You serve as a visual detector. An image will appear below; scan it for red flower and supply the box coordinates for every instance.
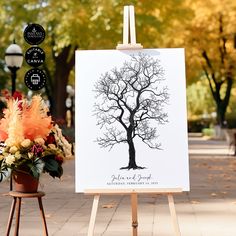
[1,90,23,102]
[31,144,44,157]
[55,155,64,165]
[46,133,56,145]
[12,91,23,110]
[13,91,23,101]
[2,89,10,99]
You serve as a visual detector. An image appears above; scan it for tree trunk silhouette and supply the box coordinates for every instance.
[45,43,77,122]
[201,15,234,128]
[216,77,233,127]
[217,103,227,127]
[120,127,145,170]
[210,73,233,127]
[127,139,137,169]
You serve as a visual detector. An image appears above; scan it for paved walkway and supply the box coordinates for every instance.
[189,135,234,156]
[1,137,236,236]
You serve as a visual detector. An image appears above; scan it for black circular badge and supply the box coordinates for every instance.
[24,23,46,45]
[25,47,45,67]
[24,68,46,91]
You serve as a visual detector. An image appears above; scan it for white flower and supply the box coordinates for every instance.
[34,138,45,145]
[48,144,56,150]
[28,152,34,159]
[5,154,16,165]
[9,146,18,154]
[21,139,31,148]
[5,138,19,147]
[15,151,22,160]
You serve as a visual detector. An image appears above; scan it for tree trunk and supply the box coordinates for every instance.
[215,77,233,127]
[127,139,137,169]
[120,128,145,170]
[51,67,69,121]
[216,103,226,127]
[51,45,76,121]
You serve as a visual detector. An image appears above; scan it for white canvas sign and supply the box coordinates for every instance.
[75,49,189,192]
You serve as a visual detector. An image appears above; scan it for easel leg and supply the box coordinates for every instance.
[5,197,17,236]
[14,197,21,236]
[167,194,181,236]
[38,197,49,236]
[87,194,100,236]
[131,193,138,236]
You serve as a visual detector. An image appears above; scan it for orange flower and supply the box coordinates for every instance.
[0,130,8,141]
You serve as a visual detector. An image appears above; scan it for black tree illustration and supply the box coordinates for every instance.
[94,53,169,170]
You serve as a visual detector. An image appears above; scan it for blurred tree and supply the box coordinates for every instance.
[184,0,236,127]
[0,0,191,121]
[187,79,215,119]
[0,60,8,90]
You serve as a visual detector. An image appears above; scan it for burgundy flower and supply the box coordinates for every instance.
[12,91,23,110]
[2,89,10,99]
[31,144,44,157]
[55,155,64,165]
[13,91,23,101]
[46,133,56,145]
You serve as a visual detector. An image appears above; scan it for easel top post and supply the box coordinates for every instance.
[123,6,129,45]
[116,5,143,50]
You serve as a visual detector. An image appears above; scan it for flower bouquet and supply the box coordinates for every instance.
[0,94,72,191]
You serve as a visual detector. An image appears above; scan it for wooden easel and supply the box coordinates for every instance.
[85,5,183,236]
[85,188,182,236]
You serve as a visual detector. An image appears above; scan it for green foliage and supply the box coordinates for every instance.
[202,128,215,137]
[28,158,43,179]
[188,119,212,132]
[43,156,63,178]
[0,0,234,121]
[0,157,42,182]
[0,0,193,119]
[0,0,192,75]
[0,165,11,182]
[187,79,215,118]
[226,88,236,117]
[225,117,236,129]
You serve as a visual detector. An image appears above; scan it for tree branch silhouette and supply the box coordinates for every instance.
[94,53,169,170]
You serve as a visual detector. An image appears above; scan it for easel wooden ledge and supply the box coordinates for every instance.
[85,5,183,236]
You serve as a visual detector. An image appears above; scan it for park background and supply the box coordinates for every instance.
[0,0,235,139]
[0,1,236,235]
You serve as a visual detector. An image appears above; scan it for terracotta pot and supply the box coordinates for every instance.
[13,171,39,193]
